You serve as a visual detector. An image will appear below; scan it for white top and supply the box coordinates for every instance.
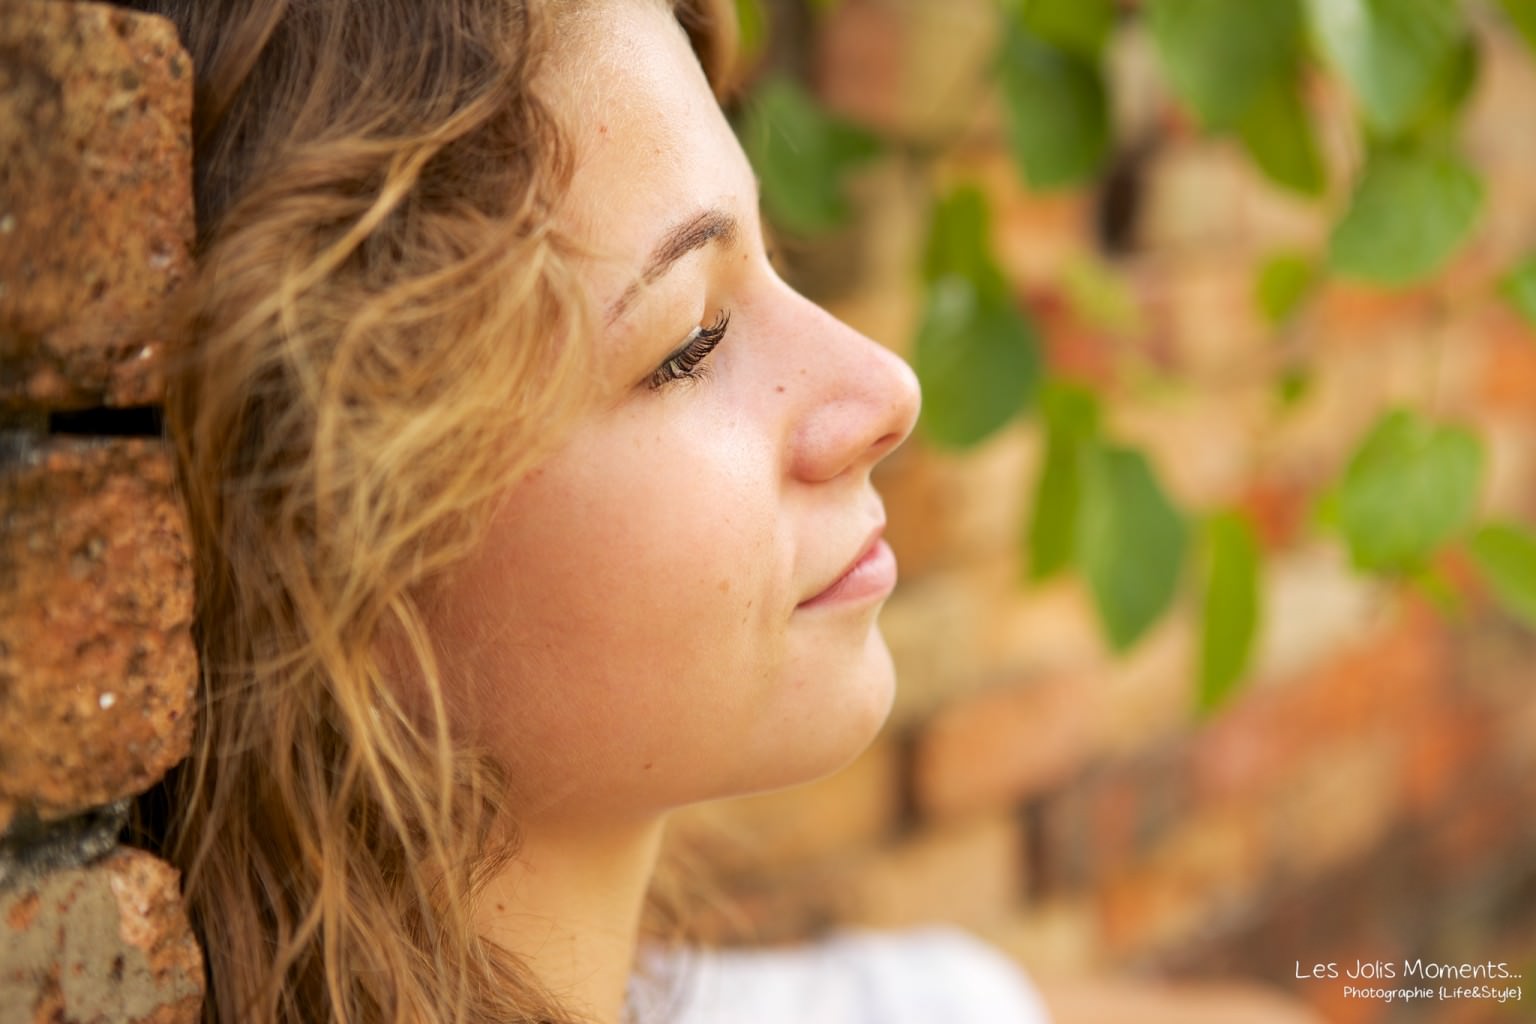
[632,927,1054,1024]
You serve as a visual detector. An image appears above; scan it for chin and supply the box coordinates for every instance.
[744,627,898,798]
[840,625,898,754]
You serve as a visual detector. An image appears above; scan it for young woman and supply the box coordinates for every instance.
[137,0,1051,1020]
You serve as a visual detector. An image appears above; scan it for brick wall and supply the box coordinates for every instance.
[1,3,203,1020]
[668,3,1536,1023]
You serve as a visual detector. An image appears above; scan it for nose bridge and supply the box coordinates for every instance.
[785,296,921,483]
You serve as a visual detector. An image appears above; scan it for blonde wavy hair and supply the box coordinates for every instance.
[128,1,736,1021]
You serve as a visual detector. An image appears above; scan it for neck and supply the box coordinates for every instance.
[476,815,667,1024]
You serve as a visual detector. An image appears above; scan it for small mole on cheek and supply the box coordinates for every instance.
[775,385,785,394]
[643,762,654,771]
[718,578,731,594]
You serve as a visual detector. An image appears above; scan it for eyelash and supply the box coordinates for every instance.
[646,310,731,390]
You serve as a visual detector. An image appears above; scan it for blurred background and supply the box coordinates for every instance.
[668,1,1536,1021]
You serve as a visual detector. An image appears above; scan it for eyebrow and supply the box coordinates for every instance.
[605,207,739,323]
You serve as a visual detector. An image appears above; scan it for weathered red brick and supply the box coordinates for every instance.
[878,430,1036,583]
[813,0,997,144]
[669,737,900,874]
[1311,281,1437,346]
[1262,736,1404,880]
[913,675,1093,820]
[1234,476,1312,551]
[0,846,202,1023]
[839,814,1024,930]
[1480,308,1536,414]
[0,437,195,830]
[1098,808,1267,956]
[0,1,193,409]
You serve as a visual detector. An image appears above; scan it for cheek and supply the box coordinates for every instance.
[438,419,790,797]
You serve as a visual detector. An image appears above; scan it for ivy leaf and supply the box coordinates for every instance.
[1469,522,1536,628]
[1077,445,1190,651]
[1497,0,1536,54]
[1061,256,1139,334]
[1236,71,1326,196]
[1026,383,1102,581]
[1148,0,1303,131]
[1410,563,1464,617]
[1018,0,1116,58]
[1305,0,1464,136]
[733,0,768,65]
[998,19,1110,189]
[1276,365,1313,408]
[921,186,1000,290]
[1329,147,1483,285]
[916,187,1042,447]
[1402,36,1480,145]
[1256,251,1317,324]
[1335,408,1484,572]
[1198,511,1263,713]
[738,76,880,237]
[915,190,1038,445]
[915,277,1042,448]
[1500,252,1536,328]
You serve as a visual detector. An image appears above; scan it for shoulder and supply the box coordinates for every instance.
[639,927,1053,1024]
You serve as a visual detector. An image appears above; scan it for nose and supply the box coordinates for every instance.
[786,299,921,484]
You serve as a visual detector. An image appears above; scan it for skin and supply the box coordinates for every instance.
[429,2,920,1019]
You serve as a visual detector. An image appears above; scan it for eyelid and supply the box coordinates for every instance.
[645,310,731,391]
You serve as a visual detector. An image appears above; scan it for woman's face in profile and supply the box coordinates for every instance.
[435,0,920,824]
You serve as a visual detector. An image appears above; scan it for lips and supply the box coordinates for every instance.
[796,527,898,610]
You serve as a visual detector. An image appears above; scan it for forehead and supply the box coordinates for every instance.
[543,3,749,292]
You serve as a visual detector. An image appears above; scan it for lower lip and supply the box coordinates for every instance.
[797,538,898,611]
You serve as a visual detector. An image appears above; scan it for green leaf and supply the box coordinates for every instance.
[733,0,768,65]
[1312,484,1342,531]
[1062,256,1138,333]
[1236,71,1325,196]
[738,77,880,237]
[1256,251,1317,324]
[915,276,1042,448]
[1329,148,1483,285]
[1026,383,1102,580]
[917,187,1043,448]
[921,186,1001,290]
[1497,0,1536,54]
[1018,0,1116,58]
[1469,522,1536,628]
[1148,0,1304,131]
[1198,511,1262,712]
[1500,252,1536,328]
[1077,445,1190,651]
[1402,35,1480,145]
[1409,563,1463,616]
[1277,365,1313,408]
[1335,408,1484,572]
[998,19,1110,189]
[1305,0,1464,136]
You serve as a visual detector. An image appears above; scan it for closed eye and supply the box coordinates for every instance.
[646,310,731,390]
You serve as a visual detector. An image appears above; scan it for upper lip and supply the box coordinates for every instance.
[799,522,886,606]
